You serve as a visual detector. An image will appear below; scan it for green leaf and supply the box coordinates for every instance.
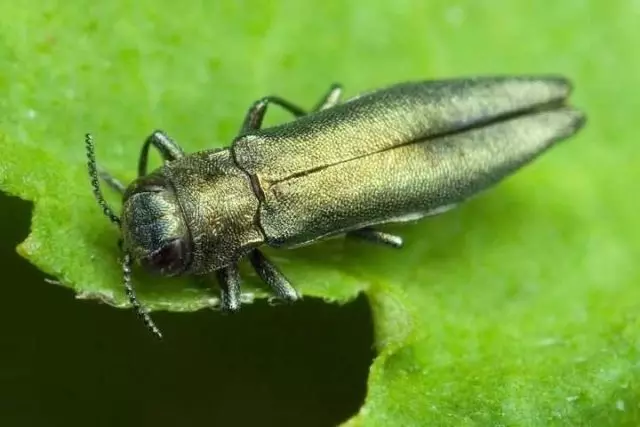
[1,1,638,425]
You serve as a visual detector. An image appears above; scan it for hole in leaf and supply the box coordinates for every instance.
[0,192,375,427]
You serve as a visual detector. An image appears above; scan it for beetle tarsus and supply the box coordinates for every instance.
[216,264,242,313]
[348,228,404,249]
[248,249,299,302]
[138,130,185,177]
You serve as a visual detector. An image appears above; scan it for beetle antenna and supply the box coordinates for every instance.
[85,133,121,226]
[123,253,163,339]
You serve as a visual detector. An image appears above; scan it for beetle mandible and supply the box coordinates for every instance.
[86,76,586,338]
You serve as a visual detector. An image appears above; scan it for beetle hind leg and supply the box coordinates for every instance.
[248,249,300,302]
[348,227,404,249]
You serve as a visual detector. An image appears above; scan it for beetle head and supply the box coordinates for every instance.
[121,172,192,277]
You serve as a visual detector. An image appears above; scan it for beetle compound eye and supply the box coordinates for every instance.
[142,238,187,276]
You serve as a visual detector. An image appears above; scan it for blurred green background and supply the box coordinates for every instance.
[1,1,639,426]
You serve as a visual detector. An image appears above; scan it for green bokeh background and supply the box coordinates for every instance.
[1,1,639,426]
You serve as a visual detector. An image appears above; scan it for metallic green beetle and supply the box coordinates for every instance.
[86,76,586,338]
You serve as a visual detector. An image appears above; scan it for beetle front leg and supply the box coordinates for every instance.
[348,227,404,249]
[97,167,127,194]
[138,130,186,177]
[216,264,242,312]
[248,249,300,302]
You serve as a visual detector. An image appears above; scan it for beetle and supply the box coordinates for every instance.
[86,76,585,338]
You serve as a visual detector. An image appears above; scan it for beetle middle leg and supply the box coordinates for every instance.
[312,83,342,111]
[239,84,343,133]
[248,249,299,302]
[240,97,306,133]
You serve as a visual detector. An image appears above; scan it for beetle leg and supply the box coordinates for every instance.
[312,83,343,111]
[239,84,344,133]
[216,264,242,312]
[240,97,306,133]
[248,249,300,302]
[138,130,186,177]
[348,227,404,249]
[97,167,127,194]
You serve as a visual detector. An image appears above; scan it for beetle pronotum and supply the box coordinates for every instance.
[86,76,585,338]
